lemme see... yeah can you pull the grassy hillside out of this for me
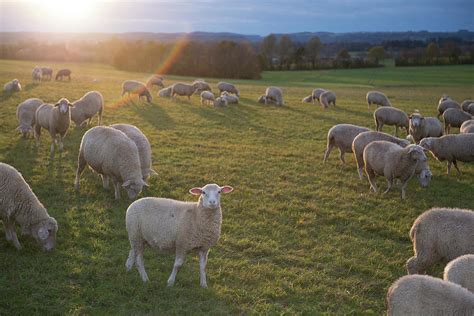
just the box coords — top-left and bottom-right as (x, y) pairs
(0, 59), (473, 314)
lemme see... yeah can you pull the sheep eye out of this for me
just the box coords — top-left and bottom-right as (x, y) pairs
(218, 190), (221, 194)
(202, 191), (206, 195)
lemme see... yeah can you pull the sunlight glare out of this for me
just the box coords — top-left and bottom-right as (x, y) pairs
(31, 0), (95, 21)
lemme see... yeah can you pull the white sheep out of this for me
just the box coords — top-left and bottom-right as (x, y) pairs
(200, 91), (215, 105)
(0, 162), (58, 251)
(70, 91), (104, 127)
(257, 95), (270, 104)
(217, 81), (240, 97)
(320, 90), (336, 108)
(34, 98), (72, 157)
(366, 91), (391, 108)
(461, 99), (474, 112)
(16, 98), (43, 138)
(3, 79), (21, 92)
(158, 86), (172, 98)
(192, 80), (212, 94)
(468, 103), (474, 116)
(443, 108), (472, 134)
(41, 67), (53, 80)
(110, 123), (157, 182)
(125, 183), (233, 286)
(265, 86), (283, 106)
(311, 88), (326, 103)
(75, 126), (148, 200)
(373, 107), (409, 137)
(213, 96), (228, 107)
(32, 66), (42, 82)
(407, 207), (474, 274)
(223, 94), (239, 105)
(171, 83), (196, 100)
(363, 142), (427, 199)
(302, 95), (313, 103)
(121, 80), (152, 103)
(437, 98), (460, 118)
(408, 112), (443, 143)
(419, 134), (474, 174)
(323, 124), (371, 164)
(460, 120), (474, 134)
(387, 275), (474, 316)
(444, 254), (474, 293)
(146, 75), (164, 89)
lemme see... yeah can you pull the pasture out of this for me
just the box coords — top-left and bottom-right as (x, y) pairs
(0, 59), (473, 314)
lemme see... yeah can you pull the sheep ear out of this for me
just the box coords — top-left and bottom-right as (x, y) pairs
(149, 169), (158, 176)
(220, 186), (234, 193)
(408, 115), (412, 119)
(122, 180), (132, 188)
(54, 103), (60, 107)
(189, 187), (203, 195)
(141, 179), (149, 187)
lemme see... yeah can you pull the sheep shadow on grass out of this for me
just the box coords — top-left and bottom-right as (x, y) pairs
(24, 83), (40, 91)
(131, 103), (176, 130)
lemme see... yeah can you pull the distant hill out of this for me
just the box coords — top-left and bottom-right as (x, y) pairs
(0, 30), (472, 44)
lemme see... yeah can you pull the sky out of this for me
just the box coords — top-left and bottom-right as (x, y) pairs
(0, 0), (473, 35)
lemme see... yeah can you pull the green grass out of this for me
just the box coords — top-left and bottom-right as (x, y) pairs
(0, 59), (473, 314)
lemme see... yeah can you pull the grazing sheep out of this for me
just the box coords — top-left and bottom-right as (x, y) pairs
(40, 67), (53, 80)
(468, 103), (474, 116)
(125, 183), (233, 286)
(16, 98), (43, 138)
(158, 86), (172, 98)
(192, 80), (212, 94)
(444, 254), (474, 293)
(34, 98), (72, 157)
(352, 131), (411, 180)
(443, 108), (472, 134)
(437, 98), (460, 118)
(200, 91), (215, 105)
(374, 107), (409, 137)
(257, 95), (269, 104)
(170, 83), (196, 100)
(213, 97), (228, 107)
(363, 142), (426, 199)
(217, 81), (240, 97)
(70, 91), (104, 127)
(366, 91), (392, 108)
(407, 207), (474, 274)
(320, 90), (336, 108)
(55, 68), (71, 81)
(302, 95), (313, 103)
(32, 66), (42, 82)
(265, 86), (283, 106)
(461, 99), (474, 112)
(110, 123), (157, 182)
(419, 134), (474, 174)
(408, 112), (443, 143)
(146, 75), (164, 89)
(387, 275), (474, 316)
(3, 79), (21, 92)
(223, 94), (239, 105)
(0, 162), (58, 251)
(312, 88), (326, 103)
(323, 124), (371, 164)
(121, 80), (152, 103)
(461, 120), (474, 134)
(74, 126), (147, 200)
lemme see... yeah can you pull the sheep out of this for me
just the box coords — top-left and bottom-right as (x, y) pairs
(0, 162), (58, 251)
(461, 120), (474, 134)
(265, 86), (283, 106)
(257, 95), (269, 104)
(70, 91), (104, 127)
(146, 75), (164, 89)
(32, 66), (42, 82)
(406, 207), (474, 274)
(213, 97), (228, 107)
(363, 141), (426, 199)
(437, 98), (460, 118)
(121, 80), (152, 103)
(323, 124), (371, 164)
(302, 95), (313, 103)
(443, 108), (472, 134)
(311, 88), (326, 103)
(366, 91), (392, 108)
(125, 183), (233, 286)
(223, 94), (239, 105)
(320, 90), (336, 108)
(110, 123), (157, 182)
(200, 91), (215, 105)
(408, 112), (443, 143)
(40, 67), (53, 80)
(217, 81), (240, 97)
(468, 103), (474, 116)
(444, 254), (474, 293)
(34, 98), (72, 157)
(373, 107), (409, 137)
(419, 134), (474, 174)
(74, 126), (148, 200)
(55, 68), (71, 81)
(461, 99), (474, 112)
(386, 275), (474, 316)
(3, 79), (21, 92)
(16, 98), (43, 138)
(158, 86), (172, 98)
(192, 80), (212, 94)
(170, 83), (196, 100)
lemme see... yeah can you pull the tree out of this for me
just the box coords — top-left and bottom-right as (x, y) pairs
(443, 41), (461, 63)
(278, 35), (293, 70)
(425, 42), (439, 62)
(368, 46), (385, 64)
(337, 48), (350, 59)
(306, 36), (323, 69)
(262, 34), (277, 68)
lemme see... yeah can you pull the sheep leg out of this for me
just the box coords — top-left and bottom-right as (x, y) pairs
(34, 124), (41, 146)
(452, 159), (461, 175)
(167, 251), (186, 287)
(394, 126), (398, 137)
(49, 135), (56, 157)
(74, 150), (87, 191)
(383, 178), (393, 194)
(4, 220), (21, 250)
(446, 161), (452, 175)
(198, 249), (209, 288)
(400, 180), (408, 199)
(338, 149), (346, 164)
(101, 175), (110, 190)
(323, 139), (334, 163)
(357, 166), (364, 181)
(113, 179), (121, 200)
(125, 249), (136, 271)
(58, 135), (64, 152)
(135, 250), (149, 282)
(366, 167), (378, 192)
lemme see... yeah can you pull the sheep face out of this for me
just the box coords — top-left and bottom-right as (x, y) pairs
(31, 217), (58, 251)
(17, 124), (32, 137)
(419, 138), (433, 151)
(55, 98), (72, 114)
(410, 114), (424, 128)
(418, 169), (432, 188)
(122, 179), (148, 200)
(190, 184), (234, 209)
(408, 145), (427, 162)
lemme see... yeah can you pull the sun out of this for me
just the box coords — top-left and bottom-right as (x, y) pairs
(31, 0), (95, 21)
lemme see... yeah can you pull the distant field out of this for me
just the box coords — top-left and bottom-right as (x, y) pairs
(0, 59), (473, 314)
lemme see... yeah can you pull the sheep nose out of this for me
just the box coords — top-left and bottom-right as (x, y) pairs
(209, 200), (216, 206)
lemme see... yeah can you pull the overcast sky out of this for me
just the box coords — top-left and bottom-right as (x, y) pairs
(1, 0), (473, 34)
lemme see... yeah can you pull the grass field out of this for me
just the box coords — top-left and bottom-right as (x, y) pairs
(0, 59), (473, 314)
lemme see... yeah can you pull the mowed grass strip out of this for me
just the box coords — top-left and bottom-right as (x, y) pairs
(0, 59), (473, 314)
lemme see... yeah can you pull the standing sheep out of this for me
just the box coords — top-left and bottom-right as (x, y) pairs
(437, 98), (460, 118)
(3, 79), (22, 92)
(461, 99), (473, 112)
(213, 97), (228, 107)
(460, 120), (474, 134)
(222, 93), (239, 105)
(312, 88), (326, 103)
(366, 91), (392, 108)
(444, 254), (474, 293)
(16, 98), (43, 138)
(0, 162), (58, 251)
(363, 142), (427, 199)
(373, 107), (409, 137)
(34, 98), (72, 157)
(170, 83), (196, 100)
(158, 86), (172, 98)
(192, 80), (212, 94)
(467, 103), (474, 116)
(387, 275), (474, 316)
(419, 134), (474, 174)
(146, 75), (164, 89)
(442, 108), (472, 134)
(408, 112), (443, 143)
(125, 183), (233, 286)
(200, 91), (215, 105)
(70, 91), (104, 127)
(323, 124), (371, 164)
(406, 207), (474, 274)
(55, 69), (71, 81)
(74, 126), (147, 200)
(41, 67), (53, 80)
(217, 81), (240, 97)
(121, 80), (152, 103)
(320, 90), (336, 108)
(265, 87), (283, 106)
(32, 66), (42, 82)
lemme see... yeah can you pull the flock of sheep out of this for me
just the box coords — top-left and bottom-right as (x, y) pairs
(1, 66), (474, 313)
